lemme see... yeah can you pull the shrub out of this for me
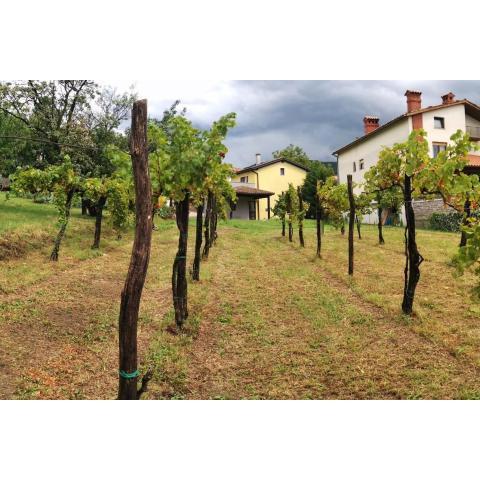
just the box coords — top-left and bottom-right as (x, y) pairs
(428, 212), (463, 232)
(157, 204), (175, 219)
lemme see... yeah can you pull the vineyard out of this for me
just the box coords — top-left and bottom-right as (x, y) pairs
(1, 198), (480, 399)
(2, 85), (480, 400)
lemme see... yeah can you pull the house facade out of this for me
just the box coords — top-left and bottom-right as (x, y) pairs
(333, 90), (480, 225)
(230, 154), (308, 220)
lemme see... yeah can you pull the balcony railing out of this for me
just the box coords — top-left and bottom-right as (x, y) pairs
(466, 125), (480, 140)
(231, 181), (257, 189)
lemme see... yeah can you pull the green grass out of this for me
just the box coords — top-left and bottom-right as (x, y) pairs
(0, 192), (85, 232)
(2, 199), (480, 399)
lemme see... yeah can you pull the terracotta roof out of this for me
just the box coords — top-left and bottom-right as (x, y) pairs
(467, 154), (480, 167)
(235, 158), (309, 175)
(333, 99), (480, 156)
(233, 185), (274, 198)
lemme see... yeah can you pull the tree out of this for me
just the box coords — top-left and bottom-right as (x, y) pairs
(272, 192), (287, 237)
(83, 175), (131, 248)
(285, 183), (299, 242)
(0, 112), (36, 175)
(148, 111), (236, 328)
(0, 81), (98, 168)
(370, 188), (403, 245)
(11, 157), (83, 261)
(352, 191), (373, 240)
(273, 144), (311, 168)
(297, 186), (308, 247)
(315, 188), (322, 257)
(198, 114), (236, 263)
(365, 129), (476, 315)
(301, 161), (334, 218)
(347, 175), (355, 275)
(317, 176), (348, 234)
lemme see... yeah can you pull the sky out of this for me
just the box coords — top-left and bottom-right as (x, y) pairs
(109, 80), (480, 168)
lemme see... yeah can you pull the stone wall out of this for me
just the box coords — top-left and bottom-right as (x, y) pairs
(412, 199), (454, 228)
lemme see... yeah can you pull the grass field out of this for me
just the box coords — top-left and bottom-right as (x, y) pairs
(1, 195), (480, 399)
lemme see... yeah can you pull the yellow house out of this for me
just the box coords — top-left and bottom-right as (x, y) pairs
(230, 154), (309, 220)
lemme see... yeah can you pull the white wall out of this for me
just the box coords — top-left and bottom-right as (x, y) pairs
(420, 104), (466, 156)
(337, 118), (410, 193)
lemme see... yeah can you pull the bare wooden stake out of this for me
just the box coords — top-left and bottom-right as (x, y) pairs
(118, 99), (153, 400)
(347, 174), (355, 275)
(316, 193), (322, 258)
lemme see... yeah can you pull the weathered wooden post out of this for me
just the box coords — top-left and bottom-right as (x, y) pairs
(347, 174), (355, 275)
(192, 202), (204, 281)
(298, 186), (305, 247)
(202, 190), (213, 259)
(316, 193), (321, 258)
(118, 99), (153, 400)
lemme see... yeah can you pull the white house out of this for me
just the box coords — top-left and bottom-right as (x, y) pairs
(332, 90), (480, 225)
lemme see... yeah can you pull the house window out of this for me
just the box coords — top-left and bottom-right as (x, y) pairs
(280, 167), (285, 176)
(434, 117), (445, 129)
(432, 142), (447, 158)
(240, 176), (248, 183)
(359, 159), (364, 170)
(353, 161), (356, 172)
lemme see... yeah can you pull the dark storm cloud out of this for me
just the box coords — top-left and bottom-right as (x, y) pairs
(114, 80), (480, 168)
(220, 80), (480, 167)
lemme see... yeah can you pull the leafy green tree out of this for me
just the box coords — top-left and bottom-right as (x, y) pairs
(317, 176), (348, 233)
(301, 161), (334, 218)
(366, 129), (476, 314)
(371, 188), (404, 244)
(199, 114), (237, 261)
(353, 191), (373, 240)
(297, 186), (308, 247)
(285, 183), (299, 242)
(11, 157), (83, 261)
(273, 144), (311, 167)
(0, 81), (98, 168)
(148, 116), (201, 327)
(148, 111), (236, 328)
(0, 112), (36, 175)
(83, 175), (131, 248)
(272, 192), (287, 236)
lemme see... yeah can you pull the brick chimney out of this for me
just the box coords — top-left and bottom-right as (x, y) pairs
(363, 116), (380, 135)
(441, 92), (455, 105)
(405, 90), (422, 112)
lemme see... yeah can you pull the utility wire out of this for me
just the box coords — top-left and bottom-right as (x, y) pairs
(0, 135), (102, 151)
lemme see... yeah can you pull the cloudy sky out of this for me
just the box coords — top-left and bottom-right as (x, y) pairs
(110, 80), (480, 168)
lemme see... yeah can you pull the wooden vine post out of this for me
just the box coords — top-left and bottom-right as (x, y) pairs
(118, 99), (153, 400)
(286, 190), (293, 242)
(315, 193), (321, 258)
(202, 190), (213, 258)
(347, 174), (355, 275)
(297, 186), (305, 247)
(460, 197), (471, 247)
(192, 202), (204, 281)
